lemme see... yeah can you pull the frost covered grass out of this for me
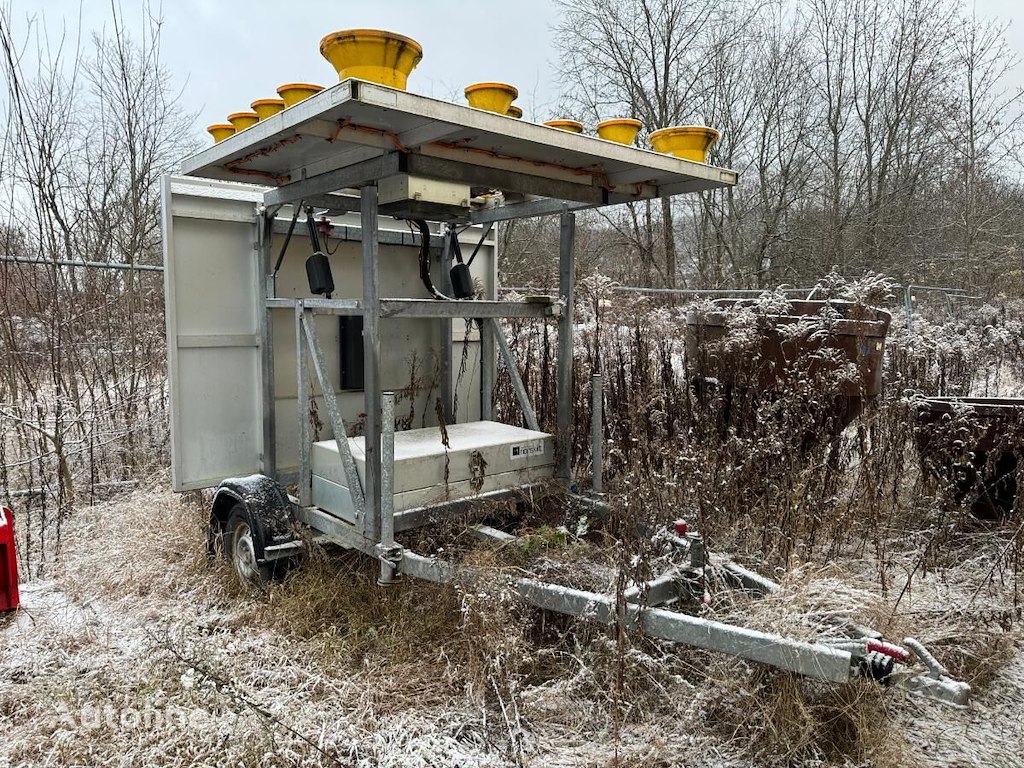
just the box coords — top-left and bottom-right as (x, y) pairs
(486, 277), (1024, 764)
(4, 279), (1024, 766)
(0, 486), (744, 766)
(1, 483), (1021, 767)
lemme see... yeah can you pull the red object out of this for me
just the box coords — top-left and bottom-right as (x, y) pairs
(674, 520), (688, 536)
(316, 216), (333, 238)
(867, 639), (911, 663)
(0, 506), (20, 613)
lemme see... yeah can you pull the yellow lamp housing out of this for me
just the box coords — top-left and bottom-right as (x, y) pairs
(544, 119), (584, 133)
(276, 83), (324, 108)
(506, 105), (523, 119)
(648, 125), (721, 162)
(226, 112), (259, 132)
(597, 118), (643, 145)
(464, 82), (519, 114)
(251, 98), (286, 121)
(207, 124), (236, 143)
(320, 29), (423, 90)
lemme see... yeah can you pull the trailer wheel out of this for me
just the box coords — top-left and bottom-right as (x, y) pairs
(224, 505), (273, 589)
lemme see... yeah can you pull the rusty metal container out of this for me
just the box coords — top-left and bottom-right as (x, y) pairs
(685, 299), (891, 433)
(913, 397), (1024, 519)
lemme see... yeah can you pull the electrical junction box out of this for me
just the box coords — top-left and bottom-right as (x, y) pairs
(377, 174), (472, 219)
(311, 421), (554, 520)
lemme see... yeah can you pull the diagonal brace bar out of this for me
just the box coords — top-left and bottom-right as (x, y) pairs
(487, 318), (540, 432)
(296, 306), (311, 506)
(301, 310), (365, 514)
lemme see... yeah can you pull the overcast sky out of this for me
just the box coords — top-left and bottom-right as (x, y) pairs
(5, 0), (1024, 142)
(6, 0), (565, 129)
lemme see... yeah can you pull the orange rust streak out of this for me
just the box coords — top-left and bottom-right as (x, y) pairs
(430, 140), (614, 192)
(223, 134), (302, 184)
(228, 167), (291, 184)
(329, 119), (410, 153)
(323, 118), (619, 193)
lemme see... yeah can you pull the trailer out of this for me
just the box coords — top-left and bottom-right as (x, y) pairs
(163, 77), (968, 706)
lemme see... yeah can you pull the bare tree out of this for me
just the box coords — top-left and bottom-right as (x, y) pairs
(689, 3), (817, 286)
(941, 13), (1024, 291)
(555, 0), (737, 286)
(543, 0), (1024, 292)
(0, 1), (196, 575)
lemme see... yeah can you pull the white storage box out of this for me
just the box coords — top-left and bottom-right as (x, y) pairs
(311, 420), (554, 520)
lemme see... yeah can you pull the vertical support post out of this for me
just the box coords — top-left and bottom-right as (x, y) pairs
(591, 372), (603, 495)
(295, 302), (311, 506)
(379, 391), (396, 585)
(361, 185), (382, 542)
(557, 211), (576, 483)
(904, 286), (913, 331)
(258, 209), (277, 479)
(440, 229), (454, 423)
(689, 535), (706, 570)
(480, 318), (494, 421)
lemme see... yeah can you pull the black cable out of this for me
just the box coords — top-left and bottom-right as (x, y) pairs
(324, 230), (342, 255)
(450, 226), (465, 265)
(465, 222), (493, 268)
(416, 220), (431, 287)
(411, 219), (452, 300)
(272, 201), (302, 277)
(304, 207), (321, 253)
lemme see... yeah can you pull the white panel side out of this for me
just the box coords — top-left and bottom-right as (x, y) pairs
(163, 175), (263, 491)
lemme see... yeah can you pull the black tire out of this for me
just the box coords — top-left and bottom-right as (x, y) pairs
(224, 504), (275, 589)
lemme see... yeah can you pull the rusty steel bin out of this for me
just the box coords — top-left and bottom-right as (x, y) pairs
(914, 397), (1024, 520)
(686, 299), (892, 434)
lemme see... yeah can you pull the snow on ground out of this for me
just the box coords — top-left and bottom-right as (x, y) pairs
(1, 487), (1022, 767)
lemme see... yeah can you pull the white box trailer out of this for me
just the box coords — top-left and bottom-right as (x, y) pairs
(163, 175), (512, 490)
(162, 78), (966, 706)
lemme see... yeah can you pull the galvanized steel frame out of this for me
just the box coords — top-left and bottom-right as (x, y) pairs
(291, 505), (968, 702)
(430, 549), (823, 673)
(175, 82), (971, 705)
(360, 185), (383, 543)
(269, 181), (555, 552)
(233, 90), (892, 697)
(488, 318), (541, 433)
(237, 91), (863, 694)
(556, 212), (575, 482)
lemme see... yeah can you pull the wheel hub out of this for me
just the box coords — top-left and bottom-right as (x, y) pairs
(231, 522), (261, 588)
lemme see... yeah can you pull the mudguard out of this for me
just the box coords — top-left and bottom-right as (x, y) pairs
(208, 474), (295, 562)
